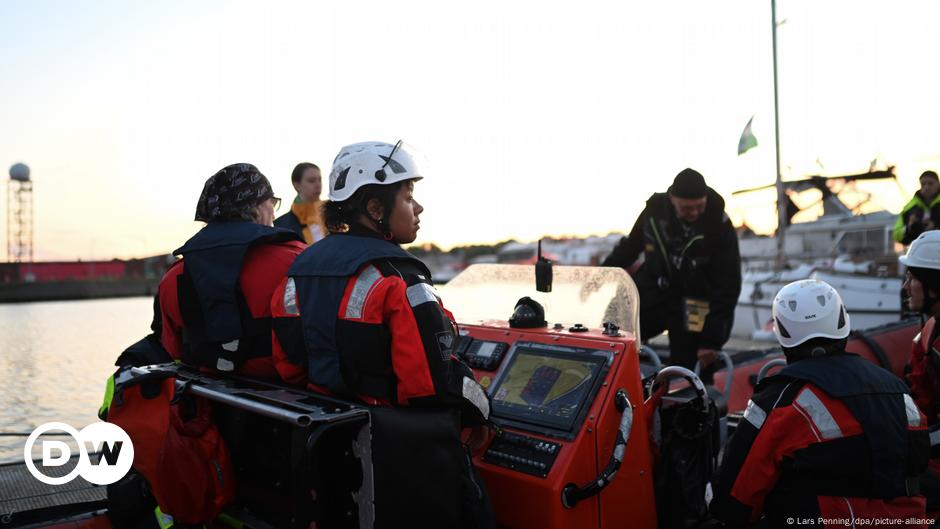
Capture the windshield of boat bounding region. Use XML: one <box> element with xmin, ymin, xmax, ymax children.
<box><xmin>439</xmin><ymin>264</ymin><xmax>639</xmax><ymax>336</ymax></box>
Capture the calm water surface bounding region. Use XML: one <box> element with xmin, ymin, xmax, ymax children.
<box><xmin>0</xmin><ymin>296</ymin><xmax>154</xmax><ymax>463</ymax></box>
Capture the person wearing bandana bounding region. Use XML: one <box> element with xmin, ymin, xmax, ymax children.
<box><xmin>156</xmin><ymin>163</ymin><xmax>305</xmax><ymax>379</ymax></box>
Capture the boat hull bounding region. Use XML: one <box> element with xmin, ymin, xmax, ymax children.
<box><xmin>734</xmin><ymin>269</ymin><xmax>902</xmax><ymax>340</ymax></box>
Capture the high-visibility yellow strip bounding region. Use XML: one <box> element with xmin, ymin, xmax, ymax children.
<box><xmin>154</xmin><ymin>506</ymin><xmax>174</xmax><ymax>529</ymax></box>
<box><xmin>98</xmin><ymin>375</ymin><xmax>115</xmax><ymax>419</ymax></box>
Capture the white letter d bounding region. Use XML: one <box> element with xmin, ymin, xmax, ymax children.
<box><xmin>41</xmin><ymin>440</ymin><xmax>71</xmax><ymax>466</ymax></box>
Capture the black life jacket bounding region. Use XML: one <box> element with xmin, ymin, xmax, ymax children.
<box><xmin>759</xmin><ymin>353</ymin><xmax>926</xmax><ymax>498</ymax></box>
<box><xmin>287</xmin><ymin>232</ymin><xmax>429</xmax><ymax>394</ymax></box>
<box><xmin>173</xmin><ymin>222</ymin><xmax>301</xmax><ymax>372</ymax></box>
<box><xmin>274</xmin><ymin>210</ymin><xmax>305</xmax><ymax>237</ymax></box>
<box><xmin>289</xmin><ymin>234</ymin><xmax>495</xmax><ymax>529</ymax></box>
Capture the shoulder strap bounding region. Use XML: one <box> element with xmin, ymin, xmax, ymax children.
<box><xmin>289</xmin><ymin>234</ymin><xmax>429</xmax><ymax>278</ymax></box>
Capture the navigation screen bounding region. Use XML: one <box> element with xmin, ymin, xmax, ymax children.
<box><xmin>490</xmin><ymin>343</ymin><xmax>609</xmax><ymax>432</ymax></box>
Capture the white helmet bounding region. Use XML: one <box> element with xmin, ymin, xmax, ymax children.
<box><xmin>772</xmin><ymin>279</ymin><xmax>850</xmax><ymax>348</ymax></box>
<box><xmin>899</xmin><ymin>231</ymin><xmax>940</xmax><ymax>270</ymax></box>
<box><xmin>328</xmin><ymin>140</ymin><xmax>423</xmax><ymax>202</ymax></box>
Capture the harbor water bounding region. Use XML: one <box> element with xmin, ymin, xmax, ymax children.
<box><xmin>0</xmin><ymin>296</ymin><xmax>154</xmax><ymax>463</ymax></box>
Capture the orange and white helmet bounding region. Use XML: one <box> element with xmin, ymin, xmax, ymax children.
<box><xmin>328</xmin><ymin>140</ymin><xmax>423</xmax><ymax>202</ymax></box>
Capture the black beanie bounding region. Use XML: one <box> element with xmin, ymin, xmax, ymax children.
<box><xmin>668</xmin><ymin>168</ymin><xmax>708</xmax><ymax>199</ymax></box>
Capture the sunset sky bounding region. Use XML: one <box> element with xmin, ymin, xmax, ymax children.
<box><xmin>1</xmin><ymin>1</ymin><xmax>938</xmax><ymax>260</ymax></box>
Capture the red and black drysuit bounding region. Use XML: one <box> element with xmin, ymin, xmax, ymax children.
<box><xmin>270</xmin><ymin>227</ymin><xmax>493</xmax><ymax>529</ymax></box>
<box><xmin>907</xmin><ymin>317</ymin><xmax>940</xmax><ymax>511</ymax></box>
<box><xmin>158</xmin><ymin>221</ymin><xmax>305</xmax><ymax>379</ymax></box>
<box><xmin>106</xmin><ymin>222</ymin><xmax>304</xmax><ymax>524</ymax></box>
<box><xmin>910</xmin><ymin>318</ymin><xmax>940</xmax><ymax>425</ymax></box>
<box><xmin>712</xmin><ymin>353</ymin><xmax>929</xmax><ymax>528</ymax></box>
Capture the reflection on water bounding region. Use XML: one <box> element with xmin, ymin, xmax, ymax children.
<box><xmin>0</xmin><ymin>297</ymin><xmax>154</xmax><ymax>463</ymax></box>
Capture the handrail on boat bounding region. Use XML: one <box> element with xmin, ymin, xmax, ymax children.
<box><xmin>756</xmin><ymin>358</ymin><xmax>787</xmax><ymax>383</ymax></box>
<box><xmin>694</xmin><ymin>350</ymin><xmax>734</xmax><ymax>396</ymax></box>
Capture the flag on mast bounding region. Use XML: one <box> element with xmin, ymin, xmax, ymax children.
<box><xmin>738</xmin><ymin>115</ymin><xmax>758</xmax><ymax>155</ymax></box>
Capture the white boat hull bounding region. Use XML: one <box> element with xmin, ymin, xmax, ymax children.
<box><xmin>733</xmin><ymin>269</ymin><xmax>902</xmax><ymax>340</ymax></box>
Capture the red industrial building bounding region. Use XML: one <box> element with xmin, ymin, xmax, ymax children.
<box><xmin>0</xmin><ymin>255</ymin><xmax>174</xmax><ymax>302</ymax></box>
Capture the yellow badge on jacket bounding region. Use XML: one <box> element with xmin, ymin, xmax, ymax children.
<box><xmin>683</xmin><ymin>298</ymin><xmax>710</xmax><ymax>333</ymax></box>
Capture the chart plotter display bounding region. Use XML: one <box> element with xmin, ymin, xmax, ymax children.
<box><xmin>489</xmin><ymin>342</ymin><xmax>610</xmax><ymax>432</ymax></box>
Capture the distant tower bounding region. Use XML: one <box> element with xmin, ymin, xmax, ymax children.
<box><xmin>7</xmin><ymin>163</ymin><xmax>33</xmax><ymax>262</ymax></box>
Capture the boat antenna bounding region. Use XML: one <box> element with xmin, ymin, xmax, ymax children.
<box><xmin>535</xmin><ymin>239</ymin><xmax>553</xmax><ymax>293</ymax></box>
<box><xmin>772</xmin><ymin>0</ymin><xmax>786</xmax><ymax>270</ymax></box>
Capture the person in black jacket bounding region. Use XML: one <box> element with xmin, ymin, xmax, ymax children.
<box><xmin>603</xmin><ymin>168</ymin><xmax>741</xmax><ymax>380</ymax></box>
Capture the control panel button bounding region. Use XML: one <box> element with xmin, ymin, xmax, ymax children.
<box><xmin>483</xmin><ymin>431</ymin><xmax>561</xmax><ymax>478</ymax></box>
<box><xmin>462</xmin><ymin>340</ymin><xmax>509</xmax><ymax>371</ymax></box>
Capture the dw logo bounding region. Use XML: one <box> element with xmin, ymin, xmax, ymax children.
<box><xmin>23</xmin><ymin>422</ymin><xmax>134</xmax><ymax>485</ymax></box>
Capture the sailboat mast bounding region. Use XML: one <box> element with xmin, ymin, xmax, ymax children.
<box><xmin>772</xmin><ymin>0</ymin><xmax>786</xmax><ymax>269</ymax></box>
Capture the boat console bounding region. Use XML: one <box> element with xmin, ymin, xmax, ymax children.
<box><xmin>443</xmin><ymin>264</ymin><xmax>660</xmax><ymax>529</ymax></box>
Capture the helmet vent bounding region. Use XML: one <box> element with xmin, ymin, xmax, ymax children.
<box><xmin>837</xmin><ymin>306</ymin><xmax>846</xmax><ymax>329</ymax></box>
<box><xmin>775</xmin><ymin>318</ymin><xmax>791</xmax><ymax>338</ymax></box>
<box><xmin>817</xmin><ymin>295</ymin><xmax>826</xmax><ymax>307</ymax></box>
<box><xmin>379</xmin><ymin>155</ymin><xmax>407</xmax><ymax>174</ymax></box>
<box><xmin>788</xmin><ymin>300</ymin><xmax>797</xmax><ymax>312</ymax></box>
<box><xmin>334</xmin><ymin>167</ymin><xmax>350</xmax><ymax>191</ymax></box>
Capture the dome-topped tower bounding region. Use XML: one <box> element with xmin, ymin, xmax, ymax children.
<box><xmin>7</xmin><ymin>163</ymin><xmax>33</xmax><ymax>262</ymax></box>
